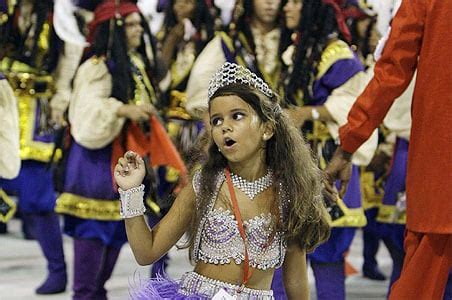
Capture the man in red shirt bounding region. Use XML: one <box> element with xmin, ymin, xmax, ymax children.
<box><xmin>325</xmin><ymin>0</ymin><xmax>451</xmax><ymax>299</ymax></box>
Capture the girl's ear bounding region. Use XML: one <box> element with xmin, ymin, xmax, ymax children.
<box><xmin>262</xmin><ymin>122</ymin><xmax>275</xmax><ymax>141</ymax></box>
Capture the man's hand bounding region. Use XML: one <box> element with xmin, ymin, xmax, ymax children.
<box><xmin>324</xmin><ymin>147</ymin><xmax>353</xmax><ymax>198</ymax></box>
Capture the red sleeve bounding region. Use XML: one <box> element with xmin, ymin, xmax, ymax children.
<box><xmin>339</xmin><ymin>0</ymin><xmax>426</xmax><ymax>153</ymax></box>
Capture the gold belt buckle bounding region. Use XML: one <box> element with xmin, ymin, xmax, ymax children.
<box><xmin>6</xmin><ymin>72</ymin><xmax>54</xmax><ymax>97</ymax></box>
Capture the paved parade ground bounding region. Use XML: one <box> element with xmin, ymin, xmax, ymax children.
<box><xmin>1</xmin><ymin>218</ymin><xmax>392</xmax><ymax>299</ymax></box>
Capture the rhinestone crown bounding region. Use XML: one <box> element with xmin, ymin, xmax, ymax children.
<box><xmin>208</xmin><ymin>62</ymin><xmax>273</xmax><ymax>100</ymax></box>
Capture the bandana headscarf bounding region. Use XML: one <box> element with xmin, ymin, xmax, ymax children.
<box><xmin>87</xmin><ymin>0</ymin><xmax>140</xmax><ymax>44</ymax></box>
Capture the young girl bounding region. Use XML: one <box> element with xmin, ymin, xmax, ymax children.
<box><xmin>114</xmin><ymin>62</ymin><xmax>330</xmax><ymax>299</ymax></box>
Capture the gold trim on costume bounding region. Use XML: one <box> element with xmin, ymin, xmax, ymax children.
<box><xmin>146</xmin><ymin>197</ymin><xmax>161</xmax><ymax>217</ymax></box>
<box><xmin>306</xmin><ymin>120</ymin><xmax>333</xmax><ymax>169</ymax></box>
<box><xmin>166</xmin><ymin>90</ymin><xmax>192</xmax><ymax>120</ymax></box>
<box><xmin>0</xmin><ymin>58</ymin><xmax>55</xmax><ymax>99</ymax></box>
<box><xmin>170</xmin><ymin>41</ymin><xmax>196</xmax><ymax>89</ymax></box>
<box><xmin>0</xmin><ymin>12</ymin><xmax>8</xmax><ymax>25</ymax></box>
<box><xmin>0</xmin><ymin>189</ymin><xmax>17</xmax><ymax>223</ymax></box>
<box><xmin>130</xmin><ymin>52</ymin><xmax>157</xmax><ymax>105</ymax></box>
<box><xmin>17</xmin><ymin>95</ymin><xmax>60</xmax><ymax>162</ymax></box>
<box><xmin>360</xmin><ymin>170</ymin><xmax>383</xmax><ymax>210</ymax></box>
<box><xmin>329</xmin><ymin>198</ymin><xmax>367</xmax><ymax>227</ymax></box>
<box><xmin>238</xmin><ymin>32</ymin><xmax>281</xmax><ymax>92</ymax></box>
<box><xmin>38</xmin><ymin>22</ymin><xmax>50</xmax><ymax>52</ymax></box>
<box><xmin>55</xmin><ymin>193</ymin><xmax>122</xmax><ymax>221</ymax></box>
<box><xmin>376</xmin><ymin>204</ymin><xmax>406</xmax><ymax>224</ymax></box>
<box><xmin>316</xmin><ymin>40</ymin><xmax>354</xmax><ymax>79</ymax></box>
<box><xmin>219</xmin><ymin>32</ymin><xmax>247</xmax><ymax>67</ymax></box>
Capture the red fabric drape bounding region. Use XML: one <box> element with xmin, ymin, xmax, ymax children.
<box><xmin>111</xmin><ymin>116</ymin><xmax>187</xmax><ymax>187</ymax></box>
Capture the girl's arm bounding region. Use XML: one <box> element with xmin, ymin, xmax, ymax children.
<box><xmin>125</xmin><ymin>183</ymin><xmax>195</xmax><ymax>265</ymax></box>
<box><xmin>283</xmin><ymin>245</ymin><xmax>309</xmax><ymax>300</ymax></box>
<box><xmin>115</xmin><ymin>151</ymin><xmax>196</xmax><ymax>265</ymax></box>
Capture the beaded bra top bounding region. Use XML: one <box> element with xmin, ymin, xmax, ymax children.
<box><xmin>191</xmin><ymin>171</ymin><xmax>288</xmax><ymax>270</ymax></box>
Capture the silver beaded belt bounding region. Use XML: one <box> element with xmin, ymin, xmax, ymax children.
<box><xmin>178</xmin><ymin>271</ymin><xmax>274</xmax><ymax>299</ymax></box>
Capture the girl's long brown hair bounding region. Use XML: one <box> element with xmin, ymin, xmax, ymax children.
<box><xmin>185</xmin><ymin>84</ymin><xmax>330</xmax><ymax>253</ymax></box>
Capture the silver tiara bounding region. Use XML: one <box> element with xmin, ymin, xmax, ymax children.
<box><xmin>208</xmin><ymin>62</ymin><xmax>273</xmax><ymax>100</ymax></box>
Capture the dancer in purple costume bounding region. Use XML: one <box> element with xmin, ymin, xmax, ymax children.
<box><xmin>282</xmin><ymin>1</ymin><xmax>379</xmax><ymax>299</ymax></box>
<box><xmin>0</xmin><ymin>0</ymin><xmax>79</xmax><ymax>294</ymax></box>
<box><xmin>55</xmin><ymin>1</ymin><xmax>168</xmax><ymax>298</ymax></box>
<box><xmin>346</xmin><ymin>1</ymin><xmax>389</xmax><ymax>281</ymax></box>
<box><xmin>114</xmin><ymin>62</ymin><xmax>331</xmax><ymax>299</ymax></box>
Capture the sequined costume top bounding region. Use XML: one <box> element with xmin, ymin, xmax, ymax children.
<box><xmin>191</xmin><ymin>171</ymin><xmax>288</xmax><ymax>270</ymax></box>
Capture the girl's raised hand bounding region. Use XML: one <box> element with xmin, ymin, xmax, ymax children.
<box><xmin>114</xmin><ymin>151</ymin><xmax>146</xmax><ymax>190</ymax></box>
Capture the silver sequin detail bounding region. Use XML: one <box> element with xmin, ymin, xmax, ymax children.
<box><xmin>179</xmin><ymin>271</ymin><xmax>274</xmax><ymax>299</ymax></box>
<box><xmin>230</xmin><ymin>169</ymin><xmax>274</xmax><ymax>200</ymax></box>
<box><xmin>208</xmin><ymin>62</ymin><xmax>273</xmax><ymax>99</ymax></box>
<box><xmin>118</xmin><ymin>184</ymin><xmax>146</xmax><ymax>219</ymax></box>
<box><xmin>198</xmin><ymin>208</ymin><xmax>284</xmax><ymax>270</ymax></box>
<box><xmin>191</xmin><ymin>170</ymin><xmax>287</xmax><ymax>270</ymax></box>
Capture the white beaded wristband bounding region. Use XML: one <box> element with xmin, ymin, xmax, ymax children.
<box><xmin>118</xmin><ymin>184</ymin><xmax>146</xmax><ymax>219</ymax></box>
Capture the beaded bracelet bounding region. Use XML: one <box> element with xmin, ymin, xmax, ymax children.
<box><xmin>118</xmin><ymin>184</ymin><xmax>146</xmax><ymax>219</ymax></box>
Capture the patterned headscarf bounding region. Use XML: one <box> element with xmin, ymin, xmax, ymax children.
<box><xmin>87</xmin><ymin>0</ymin><xmax>140</xmax><ymax>44</ymax></box>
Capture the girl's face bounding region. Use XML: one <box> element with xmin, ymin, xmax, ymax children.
<box><xmin>124</xmin><ymin>12</ymin><xmax>143</xmax><ymax>50</ymax></box>
<box><xmin>209</xmin><ymin>95</ymin><xmax>270</xmax><ymax>164</ymax></box>
<box><xmin>173</xmin><ymin>0</ymin><xmax>195</xmax><ymax>22</ymax></box>
<box><xmin>283</xmin><ymin>0</ymin><xmax>302</xmax><ymax>30</ymax></box>
<box><xmin>253</xmin><ymin>0</ymin><xmax>282</xmax><ymax>26</ymax></box>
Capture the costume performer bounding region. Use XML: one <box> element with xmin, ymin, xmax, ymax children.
<box><xmin>365</xmin><ymin>8</ymin><xmax>414</xmax><ymax>291</ymax></box>
<box><xmin>282</xmin><ymin>1</ymin><xmax>378</xmax><ymax>299</ymax></box>
<box><xmin>54</xmin><ymin>1</ymin><xmax>185</xmax><ymax>298</ymax></box>
<box><xmin>0</xmin><ymin>74</ymin><xmax>20</xmax><ymax>179</ymax></box>
<box><xmin>159</xmin><ymin>0</ymin><xmax>214</xmax><ymax>159</ymax></box>
<box><xmin>143</xmin><ymin>0</ymin><xmax>215</xmax><ymax>277</ymax></box>
<box><xmin>185</xmin><ymin>0</ymin><xmax>288</xmax><ymax>120</ymax></box>
<box><xmin>0</xmin><ymin>74</ymin><xmax>20</xmax><ymax>231</ymax></box>
<box><xmin>114</xmin><ymin>62</ymin><xmax>331</xmax><ymax>299</ymax></box>
<box><xmin>0</xmin><ymin>0</ymin><xmax>80</xmax><ymax>294</ymax></box>
<box><xmin>326</xmin><ymin>0</ymin><xmax>452</xmax><ymax>299</ymax></box>
<box><xmin>345</xmin><ymin>1</ymin><xmax>389</xmax><ymax>281</ymax></box>
<box><xmin>185</xmin><ymin>3</ymin><xmax>289</xmax><ymax>294</ymax></box>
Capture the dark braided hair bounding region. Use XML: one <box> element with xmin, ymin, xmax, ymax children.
<box><xmin>162</xmin><ymin>0</ymin><xmax>215</xmax><ymax>54</ymax></box>
<box><xmin>230</xmin><ymin>0</ymin><xmax>291</xmax><ymax>79</ymax></box>
<box><xmin>2</xmin><ymin>0</ymin><xmax>61</xmax><ymax>72</ymax></box>
<box><xmin>83</xmin><ymin>13</ymin><xmax>160</xmax><ymax>105</ymax></box>
<box><xmin>285</xmin><ymin>0</ymin><xmax>346</xmax><ymax>106</ymax></box>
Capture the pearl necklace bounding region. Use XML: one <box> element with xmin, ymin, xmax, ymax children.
<box><xmin>230</xmin><ymin>169</ymin><xmax>274</xmax><ymax>200</ymax></box>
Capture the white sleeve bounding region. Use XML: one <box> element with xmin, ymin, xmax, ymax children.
<box><xmin>383</xmin><ymin>73</ymin><xmax>414</xmax><ymax>140</ymax></box>
<box><xmin>185</xmin><ymin>35</ymin><xmax>226</xmax><ymax>118</ymax></box>
<box><xmin>324</xmin><ymin>71</ymin><xmax>378</xmax><ymax>166</ymax></box>
<box><xmin>0</xmin><ymin>80</ymin><xmax>20</xmax><ymax>179</ymax></box>
<box><xmin>50</xmin><ymin>43</ymin><xmax>84</xmax><ymax>112</ymax></box>
<box><xmin>69</xmin><ymin>59</ymin><xmax>125</xmax><ymax>149</ymax></box>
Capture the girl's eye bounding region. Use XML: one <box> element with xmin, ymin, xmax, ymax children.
<box><xmin>232</xmin><ymin>112</ymin><xmax>245</xmax><ymax>120</ymax></box>
<box><xmin>211</xmin><ymin>117</ymin><xmax>223</xmax><ymax>126</ymax></box>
